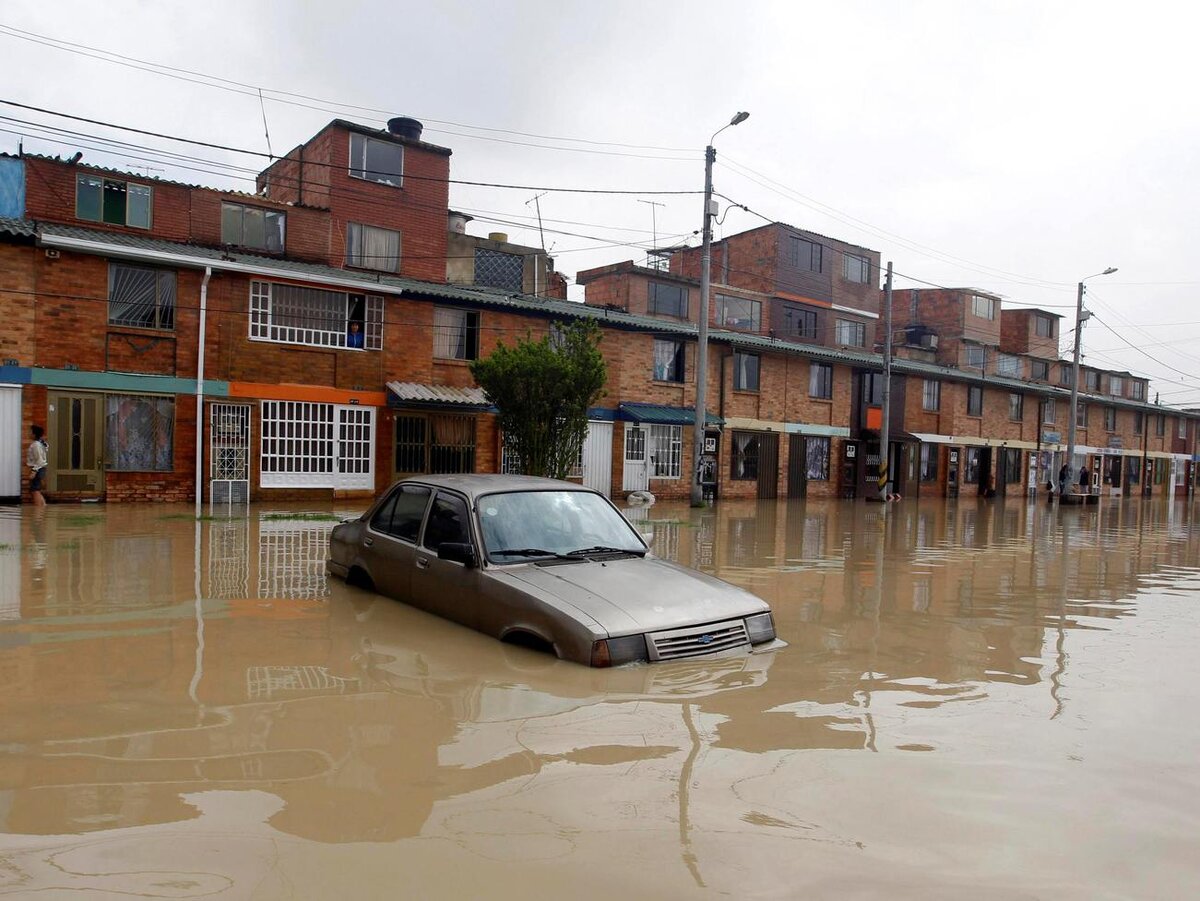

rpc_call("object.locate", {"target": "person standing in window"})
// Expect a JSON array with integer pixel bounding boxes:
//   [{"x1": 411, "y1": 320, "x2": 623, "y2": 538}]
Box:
[
  {"x1": 347, "y1": 321, "x2": 365, "y2": 349},
  {"x1": 27, "y1": 425, "x2": 48, "y2": 506}
]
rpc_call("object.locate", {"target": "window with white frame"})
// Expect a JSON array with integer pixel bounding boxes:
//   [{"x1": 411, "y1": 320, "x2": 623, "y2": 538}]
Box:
[
  {"x1": 835, "y1": 319, "x2": 865, "y2": 347},
  {"x1": 105, "y1": 394, "x2": 174, "y2": 471},
  {"x1": 716, "y1": 294, "x2": 761, "y2": 330},
  {"x1": 76, "y1": 173, "x2": 152, "y2": 228},
  {"x1": 433, "y1": 307, "x2": 480, "y2": 360},
  {"x1": 109, "y1": 263, "x2": 176, "y2": 330},
  {"x1": 348, "y1": 132, "x2": 403, "y2": 186},
  {"x1": 221, "y1": 202, "x2": 285, "y2": 253},
  {"x1": 1077, "y1": 404, "x2": 1089, "y2": 428},
  {"x1": 250, "y1": 281, "x2": 383, "y2": 350},
  {"x1": 260, "y1": 400, "x2": 374, "y2": 489},
  {"x1": 809, "y1": 363, "x2": 832, "y2": 399},
  {"x1": 1132, "y1": 381, "x2": 1146, "y2": 400},
  {"x1": 966, "y1": 344, "x2": 987, "y2": 369},
  {"x1": 733, "y1": 351, "x2": 760, "y2": 390},
  {"x1": 1043, "y1": 398, "x2": 1057, "y2": 424},
  {"x1": 346, "y1": 222, "x2": 401, "y2": 272},
  {"x1": 653, "y1": 338, "x2": 685, "y2": 382},
  {"x1": 843, "y1": 253, "x2": 870, "y2": 283},
  {"x1": 1109, "y1": 376, "x2": 1124, "y2": 397},
  {"x1": 971, "y1": 294, "x2": 996, "y2": 320},
  {"x1": 922, "y1": 379, "x2": 940, "y2": 411},
  {"x1": 997, "y1": 354, "x2": 1021, "y2": 377},
  {"x1": 648, "y1": 424, "x2": 683, "y2": 478}
]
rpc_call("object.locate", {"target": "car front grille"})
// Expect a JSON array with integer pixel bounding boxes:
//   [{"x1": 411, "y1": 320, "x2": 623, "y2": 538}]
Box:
[{"x1": 647, "y1": 619, "x2": 750, "y2": 661}]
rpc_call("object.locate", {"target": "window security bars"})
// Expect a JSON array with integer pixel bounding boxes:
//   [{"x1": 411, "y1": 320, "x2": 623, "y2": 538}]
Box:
[
  {"x1": 474, "y1": 248, "x2": 524, "y2": 291},
  {"x1": 250, "y1": 281, "x2": 383, "y2": 350}
]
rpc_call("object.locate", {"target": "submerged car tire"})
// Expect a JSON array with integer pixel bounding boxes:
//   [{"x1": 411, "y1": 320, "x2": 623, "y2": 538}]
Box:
[{"x1": 346, "y1": 566, "x2": 375, "y2": 591}]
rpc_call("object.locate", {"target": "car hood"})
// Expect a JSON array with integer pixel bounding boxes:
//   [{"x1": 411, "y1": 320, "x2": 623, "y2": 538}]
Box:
[{"x1": 492, "y1": 556, "x2": 770, "y2": 636}]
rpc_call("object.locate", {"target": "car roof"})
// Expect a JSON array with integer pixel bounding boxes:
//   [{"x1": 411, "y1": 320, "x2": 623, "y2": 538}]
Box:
[{"x1": 398, "y1": 473, "x2": 596, "y2": 501}]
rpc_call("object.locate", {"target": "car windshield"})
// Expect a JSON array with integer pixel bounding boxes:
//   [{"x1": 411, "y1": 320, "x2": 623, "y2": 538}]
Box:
[{"x1": 478, "y1": 490, "x2": 645, "y2": 562}]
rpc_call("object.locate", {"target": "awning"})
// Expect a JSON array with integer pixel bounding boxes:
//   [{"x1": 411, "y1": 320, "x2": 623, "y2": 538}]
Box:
[
  {"x1": 386, "y1": 381, "x2": 492, "y2": 411},
  {"x1": 617, "y1": 402, "x2": 723, "y2": 426}
]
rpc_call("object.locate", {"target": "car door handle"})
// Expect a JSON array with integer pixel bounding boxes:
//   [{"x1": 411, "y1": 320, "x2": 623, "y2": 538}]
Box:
[
  {"x1": 416, "y1": 557, "x2": 430, "y2": 570},
  {"x1": 364, "y1": 537, "x2": 374, "y2": 548}
]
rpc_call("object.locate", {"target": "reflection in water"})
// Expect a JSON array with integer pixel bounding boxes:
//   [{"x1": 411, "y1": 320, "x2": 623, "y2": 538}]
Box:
[{"x1": 0, "y1": 498, "x2": 1199, "y2": 896}]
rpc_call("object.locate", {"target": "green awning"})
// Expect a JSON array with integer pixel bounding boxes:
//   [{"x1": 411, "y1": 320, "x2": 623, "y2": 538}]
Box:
[{"x1": 617, "y1": 402, "x2": 723, "y2": 426}]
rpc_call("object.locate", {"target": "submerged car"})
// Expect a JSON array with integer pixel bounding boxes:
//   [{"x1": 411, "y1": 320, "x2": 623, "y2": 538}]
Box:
[{"x1": 327, "y1": 474, "x2": 778, "y2": 667}]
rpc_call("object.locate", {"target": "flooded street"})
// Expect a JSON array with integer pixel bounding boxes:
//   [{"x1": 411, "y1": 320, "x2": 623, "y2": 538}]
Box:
[{"x1": 1, "y1": 496, "x2": 1199, "y2": 899}]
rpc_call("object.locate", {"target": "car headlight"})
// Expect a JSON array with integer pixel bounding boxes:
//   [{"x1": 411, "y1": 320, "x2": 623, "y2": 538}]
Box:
[
  {"x1": 591, "y1": 634, "x2": 650, "y2": 667},
  {"x1": 745, "y1": 612, "x2": 775, "y2": 644}
]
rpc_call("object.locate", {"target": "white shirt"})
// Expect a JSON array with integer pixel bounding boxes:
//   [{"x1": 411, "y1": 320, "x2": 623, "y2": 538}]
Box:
[{"x1": 26, "y1": 439, "x2": 47, "y2": 472}]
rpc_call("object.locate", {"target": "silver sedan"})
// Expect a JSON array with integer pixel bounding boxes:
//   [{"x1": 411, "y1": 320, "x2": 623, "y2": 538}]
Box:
[{"x1": 327, "y1": 474, "x2": 779, "y2": 667}]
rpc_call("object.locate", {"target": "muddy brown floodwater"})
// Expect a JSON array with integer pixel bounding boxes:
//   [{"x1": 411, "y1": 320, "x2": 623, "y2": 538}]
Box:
[{"x1": 1, "y1": 497, "x2": 1199, "y2": 898}]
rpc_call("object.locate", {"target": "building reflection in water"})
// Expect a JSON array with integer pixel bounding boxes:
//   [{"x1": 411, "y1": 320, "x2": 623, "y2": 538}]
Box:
[{"x1": 0, "y1": 497, "x2": 1197, "y2": 893}]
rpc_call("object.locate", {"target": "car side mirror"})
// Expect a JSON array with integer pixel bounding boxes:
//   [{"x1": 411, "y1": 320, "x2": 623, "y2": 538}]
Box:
[{"x1": 437, "y1": 542, "x2": 477, "y2": 568}]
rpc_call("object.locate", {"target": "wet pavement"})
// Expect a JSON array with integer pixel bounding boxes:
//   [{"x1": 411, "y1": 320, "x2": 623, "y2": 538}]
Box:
[{"x1": 1, "y1": 496, "x2": 1199, "y2": 898}]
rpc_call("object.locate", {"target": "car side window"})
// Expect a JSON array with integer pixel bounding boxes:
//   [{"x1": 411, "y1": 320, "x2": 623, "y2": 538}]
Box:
[
  {"x1": 368, "y1": 490, "x2": 399, "y2": 534},
  {"x1": 422, "y1": 492, "x2": 471, "y2": 552},
  {"x1": 390, "y1": 485, "x2": 431, "y2": 543}
]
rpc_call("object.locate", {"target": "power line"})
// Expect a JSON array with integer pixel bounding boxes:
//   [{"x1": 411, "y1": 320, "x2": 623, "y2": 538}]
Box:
[
  {"x1": 0, "y1": 23, "x2": 697, "y2": 159},
  {"x1": 0, "y1": 99, "x2": 702, "y2": 195}
]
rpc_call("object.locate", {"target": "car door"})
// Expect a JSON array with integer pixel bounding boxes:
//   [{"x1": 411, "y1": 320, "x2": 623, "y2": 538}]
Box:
[
  {"x1": 365, "y1": 483, "x2": 431, "y2": 603},
  {"x1": 411, "y1": 489, "x2": 481, "y2": 629}
]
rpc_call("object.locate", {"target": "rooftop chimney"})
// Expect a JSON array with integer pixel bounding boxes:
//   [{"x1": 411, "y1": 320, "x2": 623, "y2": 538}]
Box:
[{"x1": 387, "y1": 117, "x2": 424, "y2": 142}]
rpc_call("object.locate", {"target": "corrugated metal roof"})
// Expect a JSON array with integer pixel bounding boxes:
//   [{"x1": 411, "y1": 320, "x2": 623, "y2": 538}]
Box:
[
  {"x1": 386, "y1": 381, "x2": 490, "y2": 407},
  {"x1": 618, "y1": 402, "x2": 723, "y2": 426},
  {"x1": 0, "y1": 216, "x2": 34, "y2": 238}
]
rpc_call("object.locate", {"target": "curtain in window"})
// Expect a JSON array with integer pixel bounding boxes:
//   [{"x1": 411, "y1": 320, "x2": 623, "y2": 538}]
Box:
[
  {"x1": 805, "y1": 437, "x2": 830, "y2": 480},
  {"x1": 105, "y1": 395, "x2": 174, "y2": 471},
  {"x1": 109, "y1": 265, "x2": 160, "y2": 328},
  {"x1": 732, "y1": 432, "x2": 758, "y2": 479},
  {"x1": 361, "y1": 224, "x2": 400, "y2": 272},
  {"x1": 654, "y1": 341, "x2": 680, "y2": 381},
  {"x1": 434, "y1": 308, "x2": 468, "y2": 358}
]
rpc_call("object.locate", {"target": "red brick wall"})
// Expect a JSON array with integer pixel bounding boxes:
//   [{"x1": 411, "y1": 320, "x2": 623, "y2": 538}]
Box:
[{"x1": 0, "y1": 243, "x2": 35, "y2": 366}]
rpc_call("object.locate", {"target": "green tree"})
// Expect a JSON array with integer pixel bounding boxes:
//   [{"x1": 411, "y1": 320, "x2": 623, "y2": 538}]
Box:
[{"x1": 470, "y1": 320, "x2": 607, "y2": 479}]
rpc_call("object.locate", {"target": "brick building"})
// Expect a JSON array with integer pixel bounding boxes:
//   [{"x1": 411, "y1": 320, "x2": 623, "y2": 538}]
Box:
[{"x1": 0, "y1": 116, "x2": 1196, "y2": 505}]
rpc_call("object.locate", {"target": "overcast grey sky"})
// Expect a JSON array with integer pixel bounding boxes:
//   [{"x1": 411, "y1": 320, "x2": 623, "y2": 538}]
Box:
[{"x1": 3, "y1": 1, "x2": 1199, "y2": 405}]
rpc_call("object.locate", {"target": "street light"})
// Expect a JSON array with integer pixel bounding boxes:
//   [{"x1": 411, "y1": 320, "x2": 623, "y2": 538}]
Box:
[
  {"x1": 692, "y1": 111, "x2": 750, "y2": 507},
  {"x1": 1065, "y1": 266, "x2": 1118, "y2": 496}
]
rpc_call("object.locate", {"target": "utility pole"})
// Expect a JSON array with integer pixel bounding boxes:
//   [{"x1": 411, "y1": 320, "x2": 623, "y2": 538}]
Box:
[
  {"x1": 1065, "y1": 268, "x2": 1116, "y2": 496},
  {"x1": 878, "y1": 262, "x2": 894, "y2": 502},
  {"x1": 691, "y1": 111, "x2": 749, "y2": 507}
]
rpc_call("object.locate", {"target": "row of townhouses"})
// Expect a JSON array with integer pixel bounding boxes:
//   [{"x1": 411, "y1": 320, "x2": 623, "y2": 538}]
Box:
[{"x1": 0, "y1": 115, "x2": 1195, "y2": 505}]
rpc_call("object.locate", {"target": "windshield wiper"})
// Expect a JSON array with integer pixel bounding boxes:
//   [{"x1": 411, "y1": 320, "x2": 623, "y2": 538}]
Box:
[
  {"x1": 564, "y1": 545, "x2": 647, "y2": 558},
  {"x1": 491, "y1": 547, "x2": 580, "y2": 561}
]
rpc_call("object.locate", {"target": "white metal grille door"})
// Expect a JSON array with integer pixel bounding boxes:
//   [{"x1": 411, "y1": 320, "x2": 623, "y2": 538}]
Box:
[
  {"x1": 582, "y1": 421, "x2": 613, "y2": 495},
  {"x1": 336, "y1": 407, "x2": 375, "y2": 490},
  {"x1": 0, "y1": 386, "x2": 20, "y2": 499},
  {"x1": 260, "y1": 401, "x2": 374, "y2": 490},
  {"x1": 623, "y1": 424, "x2": 650, "y2": 491},
  {"x1": 210, "y1": 403, "x2": 250, "y2": 504}
]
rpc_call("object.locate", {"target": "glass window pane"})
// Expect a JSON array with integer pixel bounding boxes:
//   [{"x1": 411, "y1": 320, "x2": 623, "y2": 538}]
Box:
[
  {"x1": 126, "y1": 184, "x2": 152, "y2": 228},
  {"x1": 364, "y1": 137, "x2": 403, "y2": 185},
  {"x1": 265, "y1": 210, "x2": 286, "y2": 252},
  {"x1": 243, "y1": 207, "x2": 266, "y2": 249},
  {"x1": 221, "y1": 203, "x2": 242, "y2": 245},
  {"x1": 76, "y1": 175, "x2": 103, "y2": 221},
  {"x1": 109, "y1": 264, "x2": 158, "y2": 327}
]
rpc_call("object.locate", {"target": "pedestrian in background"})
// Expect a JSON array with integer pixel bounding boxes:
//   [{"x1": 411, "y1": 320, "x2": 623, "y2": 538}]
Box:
[
  {"x1": 27, "y1": 424, "x2": 48, "y2": 506},
  {"x1": 1079, "y1": 465, "x2": 1090, "y2": 494},
  {"x1": 1058, "y1": 462, "x2": 1070, "y2": 495}
]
